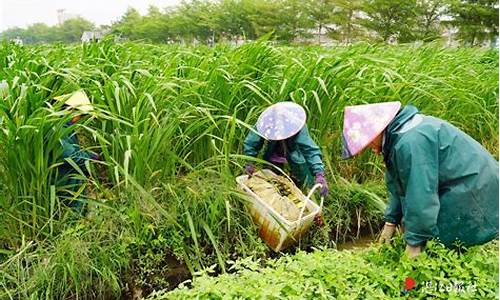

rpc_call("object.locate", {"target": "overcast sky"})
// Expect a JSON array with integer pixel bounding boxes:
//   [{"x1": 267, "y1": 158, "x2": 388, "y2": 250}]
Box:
[{"x1": 0, "y1": 0, "x2": 181, "y2": 31}]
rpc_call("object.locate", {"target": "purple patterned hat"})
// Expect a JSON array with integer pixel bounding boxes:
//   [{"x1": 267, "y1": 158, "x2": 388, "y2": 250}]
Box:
[
  {"x1": 342, "y1": 101, "x2": 401, "y2": 159},
  {"x1": 256, "y1": 102, "x2": 306, "y2": 140}
]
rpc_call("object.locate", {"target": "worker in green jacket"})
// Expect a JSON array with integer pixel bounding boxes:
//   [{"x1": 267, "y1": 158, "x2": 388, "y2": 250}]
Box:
[
  {"x1": 243, "y1": 102, "x2": 329, "y2": 197},
  {"x1": 342, "y1": 101, "x2": 498, "y2": 258},
  {"x1": 53, "y1": 90, "x2": 98, "y2": 213}
]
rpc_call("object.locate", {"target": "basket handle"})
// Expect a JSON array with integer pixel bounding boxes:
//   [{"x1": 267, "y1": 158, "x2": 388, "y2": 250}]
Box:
[{"x1": 296, "y1": 183, "x2": 324, "y2": 223}]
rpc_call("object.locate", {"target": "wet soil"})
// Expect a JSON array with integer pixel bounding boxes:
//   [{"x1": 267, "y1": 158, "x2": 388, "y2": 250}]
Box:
[{"x1": 122, "y1": 254, "x2": 191, "y2": 300}]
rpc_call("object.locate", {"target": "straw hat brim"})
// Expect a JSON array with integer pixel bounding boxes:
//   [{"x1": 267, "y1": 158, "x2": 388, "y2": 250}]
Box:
[{"x1": 54, "y1": 90, "x2": 93, "y2": 113}]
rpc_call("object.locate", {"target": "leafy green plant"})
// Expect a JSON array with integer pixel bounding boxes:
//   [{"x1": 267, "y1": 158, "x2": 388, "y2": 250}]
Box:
[{"x1": 155, "y1": 239, "x2": 499, "y2": 299}]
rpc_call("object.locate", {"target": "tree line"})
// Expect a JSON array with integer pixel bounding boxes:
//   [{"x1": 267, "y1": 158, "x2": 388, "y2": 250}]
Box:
[{"x1": 1, "y1": 0, "x2": 498, "y2": 46}]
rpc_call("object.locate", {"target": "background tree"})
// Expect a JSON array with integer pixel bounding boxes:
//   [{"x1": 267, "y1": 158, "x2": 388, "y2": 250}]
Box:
[
  {"x1": 58, "y1": 17, "x2": 95, "y2": 43},
  {"x1": 24, "y1": 23, "x2": 56, "y2": 43},
  {"x1": 215, "y1": 0, "x2": 255, "y2": 42},
  {"x1": 0, "y1": 27, "x2": 26, "y2": 41},
  {"x1": 305, "y1": 0, "x2": 337, "y2": 44},
  {"x1": 4, "y1": 24, "x2": 47, "y2": 44},
  {"x1": 275, "y1": 0, "x2": 313, "y2": 42},
  {"x1": 328, "y1": 0, "x2": 364, "y2": 44},
  {"x1": 445, "y1": 0, "x2": 499, "y2": 46},
  {"x1": 169, "y1": 0, "x2": 218, "y2": 43},
  {"x1": 136, "y1": 6, "x2": 170, "y2": 43},
  {"x1": 415, "y1": 0, "x2": 446, "y2": 41},
  {"x1": 1, "y1": 0, "x2": 497, "y2": 46},
  {"x1": 112, "y1": 7, "x2": 143, "y2": 40},
  {"x1": 245, "y1": 0, "x2": 283, "y2": 40},
  {"x1": 361, "y1": 0, "x2": 420, "y2": 43}
]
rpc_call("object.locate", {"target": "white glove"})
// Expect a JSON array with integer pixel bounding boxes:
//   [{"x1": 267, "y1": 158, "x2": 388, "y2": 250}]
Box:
[{"x1": 378, "y1": 222, "x2": 396, "y2": 244}]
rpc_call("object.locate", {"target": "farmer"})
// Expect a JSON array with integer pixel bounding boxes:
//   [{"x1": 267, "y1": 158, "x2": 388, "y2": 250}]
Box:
[
  {"x1": 243, "y1": 102, "x2": 329, "y2": 197},
  {"x1": 52, "y1": 90, "x2": 98, "y2": 213},
  {"x1": 341, "y1": 101, "x2": 499, "y2": 258}
]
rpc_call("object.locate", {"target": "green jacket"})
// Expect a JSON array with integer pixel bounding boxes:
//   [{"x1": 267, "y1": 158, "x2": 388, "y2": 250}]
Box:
[
  {"x1": 243, "y1": 125, "x2": 325, "y2": 187},
  {"x1": 383, "y1": 105, "x2": 499, "y2": 247},
  {"x1": 56, "y1": 128, "x2": 93, "y2": 211}
]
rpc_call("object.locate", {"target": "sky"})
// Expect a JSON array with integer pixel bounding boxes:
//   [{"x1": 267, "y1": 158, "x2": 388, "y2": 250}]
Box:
[{"x1": 0, "y1": 0, "x2": 181, "y2": 31}]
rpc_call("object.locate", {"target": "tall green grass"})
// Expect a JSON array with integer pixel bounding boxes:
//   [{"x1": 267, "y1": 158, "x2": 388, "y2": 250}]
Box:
[{"x1": 0, "y1": 40, "x2": 497, "y2": 298}]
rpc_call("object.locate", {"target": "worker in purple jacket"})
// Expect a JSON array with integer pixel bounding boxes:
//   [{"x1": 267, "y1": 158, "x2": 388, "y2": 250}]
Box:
[{"x1": 243, "y1": 102, "x2": 329, "y2": 197}]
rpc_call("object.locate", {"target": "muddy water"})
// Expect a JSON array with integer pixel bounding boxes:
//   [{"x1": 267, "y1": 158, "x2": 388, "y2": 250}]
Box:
[{"x1": 336, "y1": 234, "x2": 376, "y2": 251}]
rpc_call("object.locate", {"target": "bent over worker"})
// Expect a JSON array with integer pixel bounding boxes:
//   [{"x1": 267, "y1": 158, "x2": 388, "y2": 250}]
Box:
[
  {"x1": 243, "y1": 102, "x2": 328, "y2": 197},
  {"x1": 53, "y1": 90, "x2": 99, "y2": 213},
  {"x1": 341, "y1": 101, "x2": 498, "y2": 258}
]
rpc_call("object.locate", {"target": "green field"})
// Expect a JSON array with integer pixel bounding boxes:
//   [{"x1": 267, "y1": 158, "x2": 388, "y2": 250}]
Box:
[{"x1": 0, "y1": 40, "x2": 498, "y2": 299}]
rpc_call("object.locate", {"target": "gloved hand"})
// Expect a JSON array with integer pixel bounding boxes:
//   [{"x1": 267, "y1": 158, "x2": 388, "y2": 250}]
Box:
[
  {"x1": 315, "y1": 172, "x2": 329, "y2": 197},
  {"x1": 314, "y1": 214, "x2": 325, "y2": 226},
  {"x1": 405, "y1": 244, "x2": 422, "y2": 259},
  {"x1": 244, "y1": 163, "x2": 255, "y2": 176},
  {"x1": 90, "y1": 152, "x2": 100, "y2": 161},
  {"x1": 378, "y1": 222, "x2": 396, "y2": 244}
]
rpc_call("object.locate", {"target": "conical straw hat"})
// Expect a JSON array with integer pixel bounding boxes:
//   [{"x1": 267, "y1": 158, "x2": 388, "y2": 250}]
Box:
[
  {"x1": 256, "y1": 102, "x2": 306, "y2": 140},
  {"x1": 54, "y1": 90, "x2": 93, "y2": 113},
  {"x1": 342, "y1": 101, "x2": 401, "y2": 159}
]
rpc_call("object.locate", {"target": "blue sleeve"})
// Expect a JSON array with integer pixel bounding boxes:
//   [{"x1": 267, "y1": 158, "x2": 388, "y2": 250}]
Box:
[
  {"x1": 243, "y1": 128, "x2": 264, "y2": 157},
  {"x1": 60, "y1": 134, "x2": 92, "y2": 168},
  {"x1": 294, "y1": 126, "x2": 325, "y2": 176}
]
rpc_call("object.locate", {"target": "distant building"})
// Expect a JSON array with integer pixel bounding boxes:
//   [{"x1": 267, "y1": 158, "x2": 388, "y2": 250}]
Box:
[
  {"x1": 81, "y1": 30, "x2": 108, "y2": 43},
  {"x1": 12, "y1": 37, "x2": 23, "y2": 45},
  {"x1": 57, "y1": 9, "x2": 78, "y2": 25}
]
